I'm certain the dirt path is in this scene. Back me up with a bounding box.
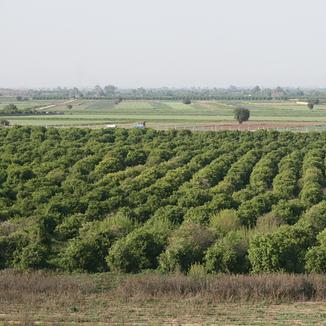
[37,99,78,110]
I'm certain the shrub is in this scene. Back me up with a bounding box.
[3,104,18,113]
[248,222,315,273]
[305,245,326,273]
[107,229,163,273]
[271,199,305,225]
[13,242,48,269]
[205,231,249,274]
[302,201,326,233]
[188,263,207,278]
[107,217,173,273]
[305,229,326,273]
[152,205,185,225]
[60,213,134,272]
[183,205,211,225]
[0,236,15,268]
[209,209,240,236]
[55,214,86,240]
[177,188,212,208]
[255,212,283,233]
[159,223,214,273]
[237,192,277,227]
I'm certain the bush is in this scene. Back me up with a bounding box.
[205,231,249,273]
[305,229,326,273]
[302,201,326,233]
[152,205,185,225]
[0,236,15,268]
[209,209,240,236]
[55,214,86,240]
[183,205,211,225]
[248,222,315,273]
[271,199,305,225]
[255,213,283,233]
[159,223,214,273]
[188,263,207,278]
[177,188,212,208]
[107,217,173,273]
[60,213,134,272]
[107,229,163,273]
[14,242,48,269]
[305,246,326,273]
[300,183,323,207]
[237,192,277,227]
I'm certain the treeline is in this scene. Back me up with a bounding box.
[0,127,325,274]
[2,85,326,101]
[0,104,64,116]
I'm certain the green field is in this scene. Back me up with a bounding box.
[1,98,326,128]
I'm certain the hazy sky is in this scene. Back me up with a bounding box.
[1,0,326,88]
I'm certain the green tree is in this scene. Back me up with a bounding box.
[234,107,250,124]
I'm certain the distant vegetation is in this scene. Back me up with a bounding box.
[234,107,250,124]
[0,103,36,115]
[183,98,192,105]
[0,127,325,274]
[2,85,326,101]
[3,104,19,113]
[307,99,320,110]
[0,119,9,126]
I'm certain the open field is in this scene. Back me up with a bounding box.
[0,271,325,325]
[1,98,326,129]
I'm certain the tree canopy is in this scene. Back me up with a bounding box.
[234,107,250,124]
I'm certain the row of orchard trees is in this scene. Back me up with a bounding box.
[0,126,325,273]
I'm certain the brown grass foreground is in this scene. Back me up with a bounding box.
[0,270,325,325]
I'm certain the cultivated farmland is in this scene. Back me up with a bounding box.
[2,98,326,130]
[1,126,326,324]
[0,127,326,274]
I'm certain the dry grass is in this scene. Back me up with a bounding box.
[0,270,325,325]
[116,273,326,303]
